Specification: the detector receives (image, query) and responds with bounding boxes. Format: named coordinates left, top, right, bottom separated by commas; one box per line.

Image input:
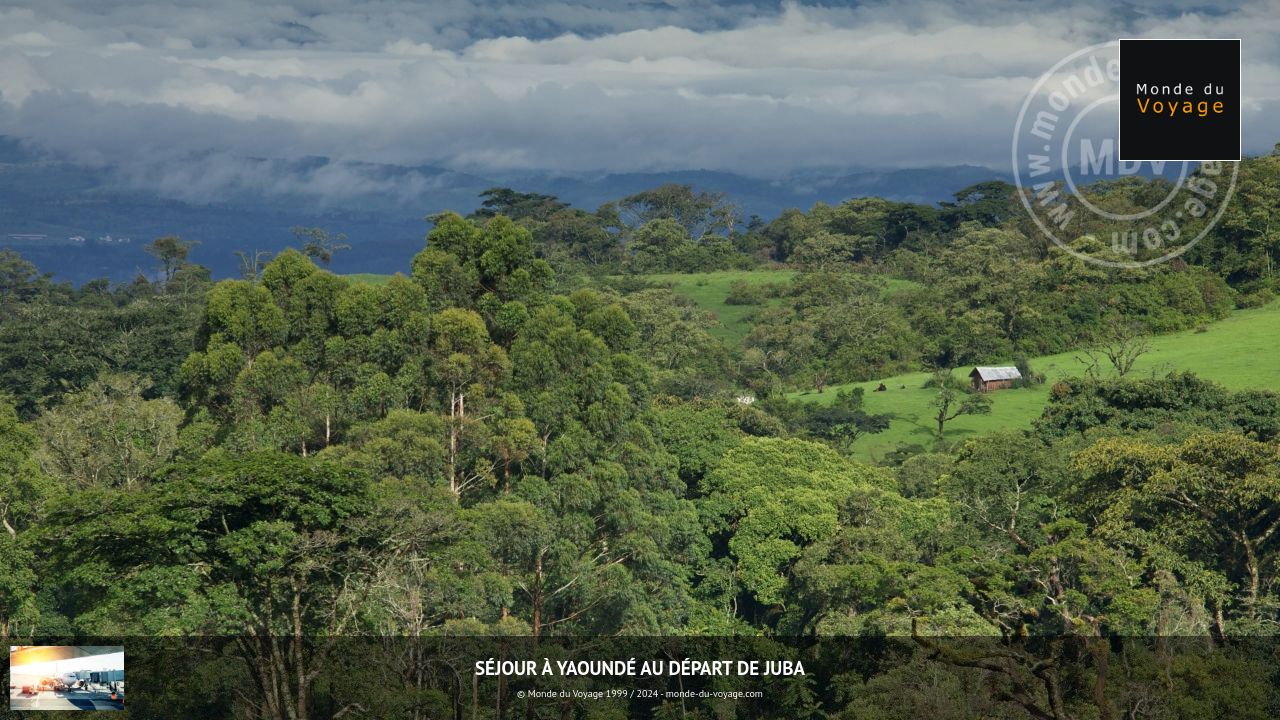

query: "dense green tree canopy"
left=3, top=162, right=1280, bottom=719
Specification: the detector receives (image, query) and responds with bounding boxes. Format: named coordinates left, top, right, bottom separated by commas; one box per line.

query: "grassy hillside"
left=792, top=300, right=1280, bottom=463
left=639, top=270, right=920, bottom=344
left=639, top=270, right=796, bottom=343
left=345, top=272, right=395, bottom=285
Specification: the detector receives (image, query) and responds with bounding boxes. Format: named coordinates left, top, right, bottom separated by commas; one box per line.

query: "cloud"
left=0, top=49, right=52, bottom=104
left=1, top=0, right=1277, bottom=203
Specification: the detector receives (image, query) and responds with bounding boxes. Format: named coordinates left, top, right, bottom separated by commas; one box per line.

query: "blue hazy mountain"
left=0, top=138, right=1006, bottom=283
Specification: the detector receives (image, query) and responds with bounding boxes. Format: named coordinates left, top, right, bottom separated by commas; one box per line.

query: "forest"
left=3, top=151, right=1280, bottom=719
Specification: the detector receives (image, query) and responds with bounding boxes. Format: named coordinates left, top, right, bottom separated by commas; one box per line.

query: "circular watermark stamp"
left=1012, top=41, right=1237, bottom=268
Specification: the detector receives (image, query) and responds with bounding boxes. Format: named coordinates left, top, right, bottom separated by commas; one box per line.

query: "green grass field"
left=639, top=270, right=796, bottom=343
left=639, top=270, right=919, bottom=344
left=345, top=272, right=395, bottom=285
left=792, top=300, right=1280, bottom=463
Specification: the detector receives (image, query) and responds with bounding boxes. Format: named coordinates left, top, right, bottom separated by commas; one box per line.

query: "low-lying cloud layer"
left=2, top=0, right=1279, bottom=200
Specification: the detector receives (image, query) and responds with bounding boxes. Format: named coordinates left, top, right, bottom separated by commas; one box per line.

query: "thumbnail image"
left=8, top=646, right=124, bottom=712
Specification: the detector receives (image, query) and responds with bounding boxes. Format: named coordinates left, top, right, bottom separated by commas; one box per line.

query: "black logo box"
left=1119, top=38, right=1241, bottom=161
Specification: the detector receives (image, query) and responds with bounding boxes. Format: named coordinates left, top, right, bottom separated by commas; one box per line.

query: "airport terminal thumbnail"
left=8, top=646, right=124, bottom=712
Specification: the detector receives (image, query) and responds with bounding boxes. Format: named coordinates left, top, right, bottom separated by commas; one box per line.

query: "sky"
left=9, top=649, right=125, bottom=679
left=1, top=0, right=1279, bottom=194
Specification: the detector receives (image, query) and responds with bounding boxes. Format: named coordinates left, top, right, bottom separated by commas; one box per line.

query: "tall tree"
left=0, top=249, right=45, bottom=307
left=201, top=279, right=288, bottom=363
left=701, top=437, right=894, bottom=612
left=48, top=452, right=376, bottom=720
left=0, top=397, right=50, bottom=538
left=291, top=227, right=351, bottom=267
left=615, top=184, right=738, bottom=238
left=36, top=374, right=183, bottom=489
left=144, top=235, right=198, bottom=282
left=428, top=308, right=511, bottom=499
left=469, top=187, right=568, bottom=222
left=1077, top=432, right=1280, bottom=631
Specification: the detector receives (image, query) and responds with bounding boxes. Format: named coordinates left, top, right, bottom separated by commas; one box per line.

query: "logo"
left=1119, top=39, right=1241, bottom=162
left=1012, top=41, right=1238, bottom=268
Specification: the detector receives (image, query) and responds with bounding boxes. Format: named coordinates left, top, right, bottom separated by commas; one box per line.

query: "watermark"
left=1012, top=41, right=1238, bottom=268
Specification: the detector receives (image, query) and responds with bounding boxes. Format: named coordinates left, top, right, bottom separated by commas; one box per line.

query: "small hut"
left=969, top=366, right=1022, bottom=392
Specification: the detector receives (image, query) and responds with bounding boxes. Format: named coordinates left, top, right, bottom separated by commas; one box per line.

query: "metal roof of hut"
left=970, top=366, right=1022, bottom=381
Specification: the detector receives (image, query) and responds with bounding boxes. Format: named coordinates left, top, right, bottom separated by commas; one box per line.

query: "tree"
left=274, top=382, right=344, bottom=456
left=1076, top=432, right=1280, bottom=631
left=429, top=308, right=511, bottom=499
left=931, top=369, right=991, bottom=440
left=0, top=284, right=201, bottom=419
left=0, top=249, right=45, bottom=307
left=741, top=308, right=819, bottom=394
left=321, top=410, right=446, bottom=483
left=917, top=227, right=1044, bottom=365
left=626, top=218, right=695, bottom=272
left=782, top=481, right=969, bottom=636
left=357, top=474, right=516, bottom=681
left=0, top=530, right=39, bottom=637
left=48, top=452, right=376, bottom=720
left=939, top=181, right=1017, bottom=227
left=36, top=374, right=183, bottom=490
left=943, top=431, right=1065, bottom=560
left=616, top=183, right=738, bottom=239
left=291, top=226, right=351, bottom=266
left=202, top=279, right=288, bottom=363
left=797, top=388, right=891, bottom=452
left=469, top=187, right=568, bottom=222
left=701, top=437, right=894, bottom=610
left=1201, top=152, right=1280, bottom=283
left=144, top=235, right=198, bottom=282
left=614, top=288, right=734, bottom=397
left=929, top=432, right=1163, bottom=720
left=412, top=212, right=553, bottom=312
left=534, top=208, right=617, bottom=266
left=235, top=249, right=274, bottom=282
left=791, top=230, right=864, bottom=270
left=498, top=301, right=705, bottom=637
left=761, top=207, right=812, bottom=261
left=1094, top=314, right=1152, bottom=377
left=0, top=397, right=51, bottom=539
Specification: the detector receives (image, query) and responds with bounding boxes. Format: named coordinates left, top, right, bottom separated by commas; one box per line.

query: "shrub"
left=1014, top=356, right=1045, bottom=387
left=1238, top=288, right=1276, bottom=309
left=725, top=280, right=768, bottom=306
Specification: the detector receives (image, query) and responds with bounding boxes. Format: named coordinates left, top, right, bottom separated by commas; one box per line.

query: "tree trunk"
left=292, top=582, right=308, bottom=720
left=448, top=391, right=461, bottom=498
left=532, top=551, right=544, bottom=639
left=1241, top=532, right=1261, bottom=611
left=1088, top=637, right=1117, bottom=720
left=1212, top=602, right=1226, bottom=645
left=449, top=392, right=469, bottom=497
